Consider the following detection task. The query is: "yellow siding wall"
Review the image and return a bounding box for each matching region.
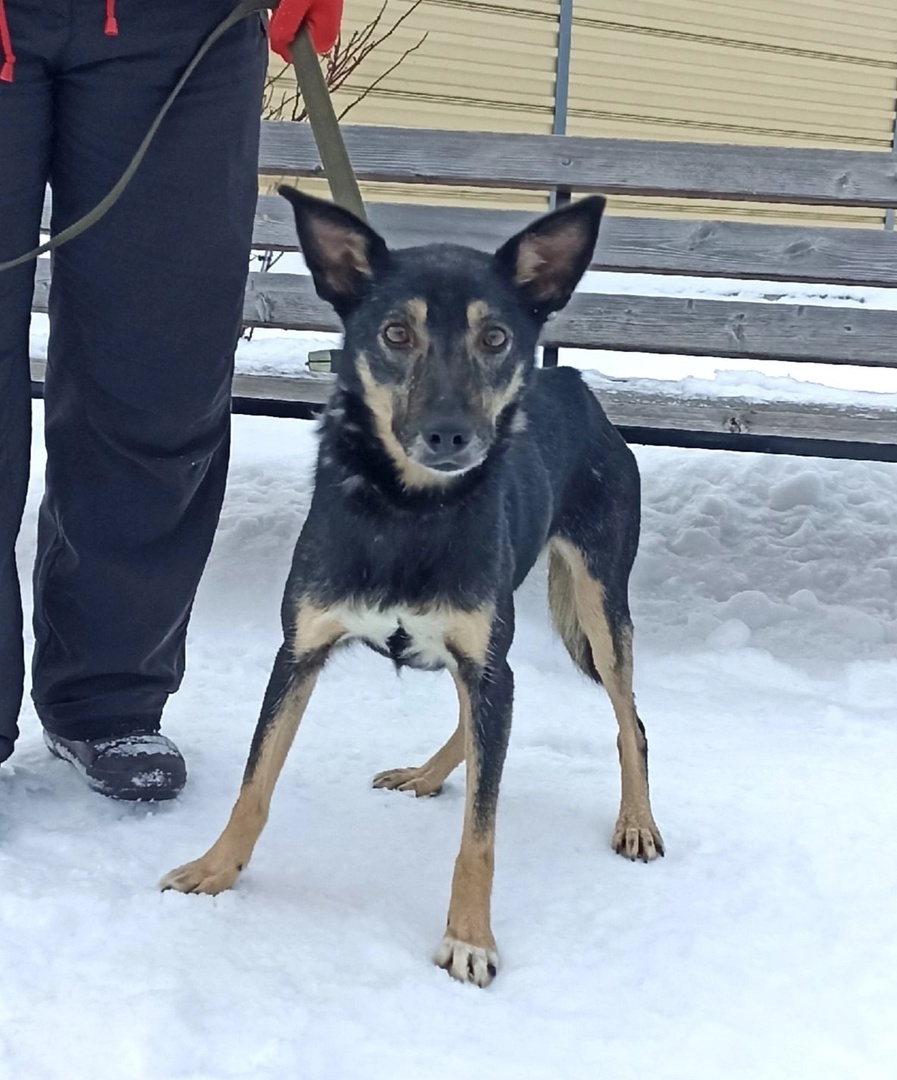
[265,0,897,224]
[268,1,559,133]
[569,0,897,149]
[569,0,897,225]
[264,0,560,212]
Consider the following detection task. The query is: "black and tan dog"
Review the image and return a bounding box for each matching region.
[161,188,664,986]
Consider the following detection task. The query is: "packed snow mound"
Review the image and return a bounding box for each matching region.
[2,412,895,1080]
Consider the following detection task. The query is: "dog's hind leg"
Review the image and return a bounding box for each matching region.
[371,605,497,796]
[549,539,664,862]
[161,607,343,895]
[372,714,465,797]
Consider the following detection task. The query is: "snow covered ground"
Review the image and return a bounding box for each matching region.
[2,403,896,1080]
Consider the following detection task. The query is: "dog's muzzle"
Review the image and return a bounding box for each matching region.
[409,416,487,474]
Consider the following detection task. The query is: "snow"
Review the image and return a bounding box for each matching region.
[2,403,896,1080]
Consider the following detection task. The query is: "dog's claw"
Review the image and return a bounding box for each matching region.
[612,815,665,862]
[436,933,498,987]
[372,766,444,798]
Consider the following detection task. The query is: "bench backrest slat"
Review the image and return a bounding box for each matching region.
[31,123,897,457]
[259,122,897,207]
[255,195,897,289]
[39,191,897,290]
[30,265,897,369]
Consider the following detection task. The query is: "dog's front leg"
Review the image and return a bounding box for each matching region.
[437,612,514,987]
[161,619,338,896]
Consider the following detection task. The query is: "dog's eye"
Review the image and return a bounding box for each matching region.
[482,327,509,351]
[383,322,412,348]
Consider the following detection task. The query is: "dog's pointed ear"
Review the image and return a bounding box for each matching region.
[278,186,390,317]
[493,196,605,319]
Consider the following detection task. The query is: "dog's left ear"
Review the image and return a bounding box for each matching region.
[279,186,390,318]
[493,196,605,318]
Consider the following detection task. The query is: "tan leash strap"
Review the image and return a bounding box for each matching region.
[0,0,365,273]
[289,28,366,221]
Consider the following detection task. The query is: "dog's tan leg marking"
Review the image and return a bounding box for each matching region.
[291,602,348,655]
[436,669,500,988]
[371,605,492,797]
[160,676,319,895]
[550,539,664,862]
[372,720,464,797]
[160,605,345,895]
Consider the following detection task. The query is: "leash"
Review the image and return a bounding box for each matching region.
[0,0,365,274]
[290,25,366,221]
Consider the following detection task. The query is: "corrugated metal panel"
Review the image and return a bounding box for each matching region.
[267,0,559,133]
[264,0,559,210]
[569,3,897,150]
[568,30,895,147]
[567,0,896,224]
[263,0,897,225]
[575,0,897,65]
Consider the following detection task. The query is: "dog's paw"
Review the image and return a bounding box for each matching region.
[612,812,665,862]
[159,855,242,896]
[372,765,444,797]
[436,933,499,987]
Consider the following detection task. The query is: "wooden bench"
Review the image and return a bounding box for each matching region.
[32,122,897,461]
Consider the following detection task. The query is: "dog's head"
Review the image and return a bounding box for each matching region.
[280,187,605,490]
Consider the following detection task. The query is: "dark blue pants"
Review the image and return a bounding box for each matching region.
[0,0,267,762]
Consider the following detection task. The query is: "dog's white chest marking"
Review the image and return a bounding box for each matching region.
[333,604,458,670]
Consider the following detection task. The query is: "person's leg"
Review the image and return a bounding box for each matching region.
[0,9,55,764]
[33,0,266,794]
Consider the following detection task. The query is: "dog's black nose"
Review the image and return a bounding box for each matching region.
[416,416,483,472]
[424,418,474,452]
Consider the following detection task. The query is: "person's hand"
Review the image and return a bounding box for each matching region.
[269,0,344,60]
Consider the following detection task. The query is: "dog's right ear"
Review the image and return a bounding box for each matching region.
[278,187,390,318]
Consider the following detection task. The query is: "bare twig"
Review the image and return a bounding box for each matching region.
[337,34,429,121]
[262,0,428,125]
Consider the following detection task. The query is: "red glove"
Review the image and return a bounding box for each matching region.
[269,0,343,59]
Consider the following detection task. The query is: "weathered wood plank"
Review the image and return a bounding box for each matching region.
[239,275,897,369]
[552,293,897,369]
[29,359,896,448]
[233,370,333,406]
[240,272,338,333]
[33,262,50,310]
[259,122,897,207]
[39,186,897,288]
[591,380,897,447]
[32,264,897,369]
[589,216,897,289]
[255,195,897,288]
[38,126,897,234]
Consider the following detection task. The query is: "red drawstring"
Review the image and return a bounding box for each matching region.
[105,0,118,37]
[0,1,119,85]
[0,0,15,83]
